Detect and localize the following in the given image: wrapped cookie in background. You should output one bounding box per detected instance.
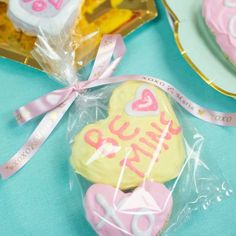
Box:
[10,33,232,236]
[8,0,83,36]
[0,0,157,70]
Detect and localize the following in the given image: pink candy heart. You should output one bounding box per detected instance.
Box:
[85,181,173,236]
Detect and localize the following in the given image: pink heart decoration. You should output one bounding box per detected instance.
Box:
[132,89,158,112]
[49,0,63,10]
[85,181,173,236]
[125,86,159,116]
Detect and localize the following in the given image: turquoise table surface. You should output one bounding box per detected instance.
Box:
[0,1,236,235]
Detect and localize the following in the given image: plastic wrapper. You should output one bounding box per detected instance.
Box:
[30,33,232,236]
[0,0,157,70]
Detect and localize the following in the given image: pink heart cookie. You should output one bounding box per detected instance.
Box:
[8,0,82,36]
[202,0,236,65]
[85,181,173,236]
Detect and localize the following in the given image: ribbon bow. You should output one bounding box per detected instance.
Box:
[1,34,236,180]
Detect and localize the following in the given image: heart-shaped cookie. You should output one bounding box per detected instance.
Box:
[202,0,236,64]
[85,181,173,236]
[8,0,82,35]
[71,81,185,190]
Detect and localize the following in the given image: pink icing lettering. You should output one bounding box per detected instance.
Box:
[32,0,47,11]
[109,115,140,140]
[160,112,181,135]
[49,0,63,10]
[150,122,163,133]
[150,123,172,140]
[146,131,160,143]
[120,144,153,177]
[84,129,118,158]
[146,130,169,150]
[23,0,63,12]
[169,124,181,135]
[132,88,158,112]
[139,137,157,150]
[160,112,171,126]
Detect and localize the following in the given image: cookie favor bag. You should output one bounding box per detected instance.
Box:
[69,80,230,236]
[1,34,233,235]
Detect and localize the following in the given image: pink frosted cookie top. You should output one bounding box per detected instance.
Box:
[85,181,173,236]
[202,0,236,64]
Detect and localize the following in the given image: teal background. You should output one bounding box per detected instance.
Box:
[0,1,236,235]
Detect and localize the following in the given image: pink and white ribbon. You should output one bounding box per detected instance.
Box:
[1,34,236,179]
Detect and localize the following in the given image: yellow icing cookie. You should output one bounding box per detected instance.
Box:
[71,81,185,190]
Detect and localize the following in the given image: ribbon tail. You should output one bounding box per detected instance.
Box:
[0,92,77,180]
[88,34,126,81]
[15,87,74,125]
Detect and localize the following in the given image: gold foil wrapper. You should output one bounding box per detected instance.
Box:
[0,0,157,69]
